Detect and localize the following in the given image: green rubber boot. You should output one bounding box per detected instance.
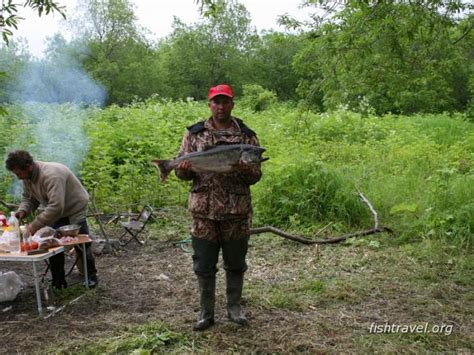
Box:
[226,272,248,326]
[194,276,216,331]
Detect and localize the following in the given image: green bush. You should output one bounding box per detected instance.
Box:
[253,162,370,229]
[0,101,472,248]
[239,84,277,112]
[80,99,208,210]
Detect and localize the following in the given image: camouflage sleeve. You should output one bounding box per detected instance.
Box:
[175,130,196,181]
[239,134,262,186]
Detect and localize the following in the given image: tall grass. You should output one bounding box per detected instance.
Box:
[0,101,472,247]
[247,108,473,247]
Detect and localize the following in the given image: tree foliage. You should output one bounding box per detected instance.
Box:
[292,0,474,114]
[0,41,30,103]
[248,31,304,101]
[66,0,161,105]
[158,0,258,100]
[0,0,472,114]
[0,0,65,43]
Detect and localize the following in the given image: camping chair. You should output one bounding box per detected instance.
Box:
[118,205,154,246]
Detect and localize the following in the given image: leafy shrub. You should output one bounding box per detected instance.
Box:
[253,161,370,229]
[0,101,472,249]
[80,99,208,210]
[239,84,277,112]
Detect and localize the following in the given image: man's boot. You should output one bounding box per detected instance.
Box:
[194,276,216,331]
[226,272,248,326]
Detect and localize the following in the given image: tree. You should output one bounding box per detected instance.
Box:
[158,0,258,100]
[291,0,474,114]
[66,0,162,105]
[1,0,256,106]
[0,38,30,103]
[0,0,65,43]
[70,0,141,53]
[248,31,304,101]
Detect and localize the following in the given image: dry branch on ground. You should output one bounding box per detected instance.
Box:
[250,192,393,244]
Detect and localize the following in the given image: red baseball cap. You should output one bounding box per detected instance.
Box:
[208,84,234,100]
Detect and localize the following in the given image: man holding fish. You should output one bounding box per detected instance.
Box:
[158,84,266,330]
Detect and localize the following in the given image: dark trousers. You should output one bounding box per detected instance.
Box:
[49,217,97,284]
[192,219,249,278]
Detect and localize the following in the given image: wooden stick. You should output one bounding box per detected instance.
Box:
[249,225,392,244]
[358,191,379,229]
[249,191,392,244]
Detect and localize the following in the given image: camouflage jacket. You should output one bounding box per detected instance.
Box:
[175,116,262,220]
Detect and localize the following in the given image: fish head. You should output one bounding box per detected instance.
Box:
[240,146,268,165]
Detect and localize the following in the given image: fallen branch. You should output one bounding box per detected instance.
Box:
[249,225,392,244]
[0,200,18,211]
[358,191,379,229]
[43,293,87,319]
[250,192,392,244]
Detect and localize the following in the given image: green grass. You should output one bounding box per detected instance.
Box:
[1,102,472,248]
[35,231,472,353]
[0,101,472,352]
[51,284,95,303]
[50,322,194,354]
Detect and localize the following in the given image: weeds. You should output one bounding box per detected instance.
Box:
[0,102,472,352]
[52,322,193,354]
[0,102,471,247]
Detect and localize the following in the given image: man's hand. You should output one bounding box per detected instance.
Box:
[27,224,37,236]
[176,160,192,171]
[15,210,26,220]
[238,160,255,174]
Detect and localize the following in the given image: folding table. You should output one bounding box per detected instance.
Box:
[0,246,64,315]
[0,235,92,315]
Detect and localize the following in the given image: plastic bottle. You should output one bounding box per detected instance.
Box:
[7,212,19,231]
[7,212,20,254]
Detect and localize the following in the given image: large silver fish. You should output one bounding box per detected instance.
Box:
[152,144,268,182]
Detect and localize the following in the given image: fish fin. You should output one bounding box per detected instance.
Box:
[151,159,172,182]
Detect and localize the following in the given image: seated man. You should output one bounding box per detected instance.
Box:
[5,150,98,289]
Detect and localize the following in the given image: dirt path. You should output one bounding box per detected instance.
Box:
[0,228,472,353]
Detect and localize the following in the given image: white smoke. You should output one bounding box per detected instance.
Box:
[11,58,106,105]
[16,103,94,172]
[1,42,106,200]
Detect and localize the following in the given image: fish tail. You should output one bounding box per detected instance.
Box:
[151,159,172,182]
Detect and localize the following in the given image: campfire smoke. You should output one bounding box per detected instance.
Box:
[1,40,106,200]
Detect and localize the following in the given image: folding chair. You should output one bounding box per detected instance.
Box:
[118,205,153,246]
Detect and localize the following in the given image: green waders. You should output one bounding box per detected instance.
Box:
[192,236,249,330]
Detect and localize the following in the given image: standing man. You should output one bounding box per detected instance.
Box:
[175,84,263,330]
[5,150,98,289]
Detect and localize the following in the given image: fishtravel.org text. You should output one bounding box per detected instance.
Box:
[369,322,453,335]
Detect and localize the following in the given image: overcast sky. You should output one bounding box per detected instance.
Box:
[15,0,309,58]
